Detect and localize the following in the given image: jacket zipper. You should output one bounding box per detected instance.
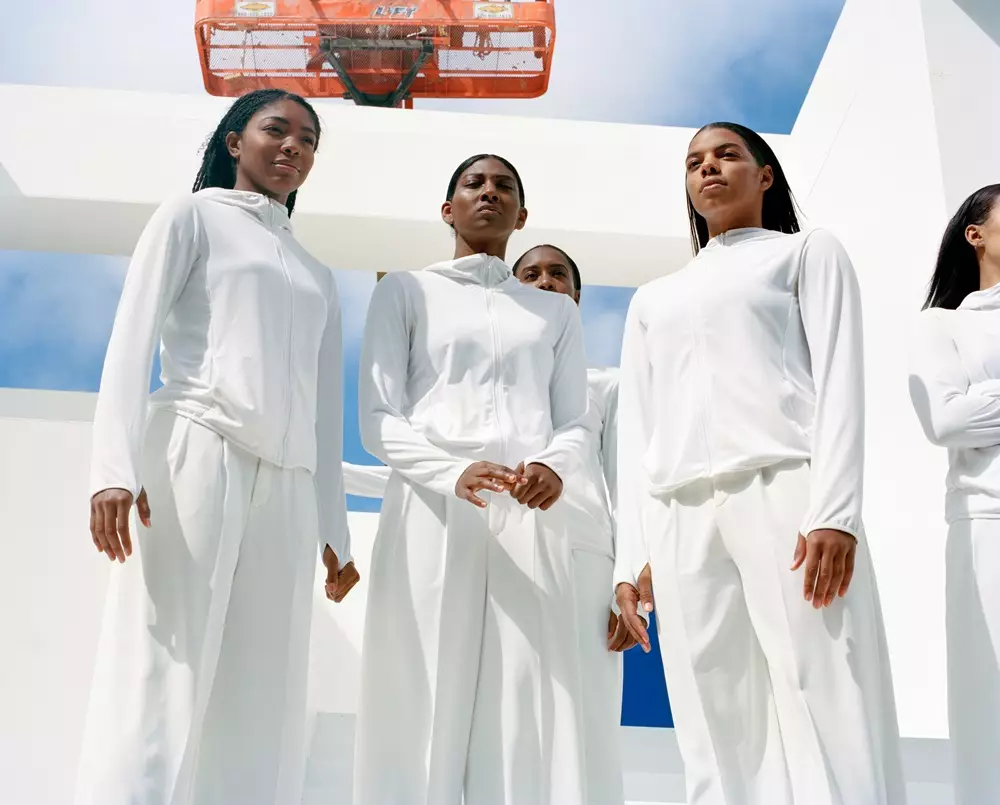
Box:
[486,282,506,468]
[692,282,714,478]
[271,203,295,464]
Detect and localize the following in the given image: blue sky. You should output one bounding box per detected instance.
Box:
[0,0,843,725]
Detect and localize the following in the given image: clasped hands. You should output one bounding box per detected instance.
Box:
[455,461,562,511]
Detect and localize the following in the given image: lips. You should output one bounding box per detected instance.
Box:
[477,204,502,215]
[701,179,726,192]
[273,161,300,173]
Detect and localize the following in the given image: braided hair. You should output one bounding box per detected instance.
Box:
[192,89,321,216]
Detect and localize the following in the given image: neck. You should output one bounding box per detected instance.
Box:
[980,253,1000,291]
[706,211,763,241]
[454,234,509,261]
[233,174,289,207]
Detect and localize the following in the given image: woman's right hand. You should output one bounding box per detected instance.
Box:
[90,487,151,563]
[455,462,522,508]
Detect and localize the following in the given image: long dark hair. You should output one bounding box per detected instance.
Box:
[687,122,800,254]
[192,89,321,215]
[446,153,525,206]
[923,184,1000,310]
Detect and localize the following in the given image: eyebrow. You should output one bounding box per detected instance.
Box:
[464,171,515,182]
[261,115,317,135]
[687,141,744,160]
[522,260,568,271]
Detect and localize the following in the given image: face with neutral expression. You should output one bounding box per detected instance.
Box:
[685,126,773,235]
[514,245,579,304]
[228,98,319,204]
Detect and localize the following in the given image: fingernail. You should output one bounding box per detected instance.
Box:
[805,592,812,601]
[644,603,653,612]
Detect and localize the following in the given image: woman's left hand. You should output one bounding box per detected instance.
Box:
[510,462,563,510]
[323,544,360,603]
[607,609,638,652]
[791,529,857,609]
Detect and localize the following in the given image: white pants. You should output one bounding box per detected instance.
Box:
[354,476,619,805]
[646,462,905,805]
[947,519,1000,805]
[75,410,319,805]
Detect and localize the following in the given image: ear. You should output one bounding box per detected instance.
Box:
[966,223,984,250]
[515,207,529,231]
[441,200,454,228]
[225,131,241,161]
[760,165,774,193]
[573,289,581,305]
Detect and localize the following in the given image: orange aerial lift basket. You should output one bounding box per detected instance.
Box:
[194,1,556,107]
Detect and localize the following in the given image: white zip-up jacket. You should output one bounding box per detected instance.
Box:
[90,188,351,560]
[614,228,865,588]
[909,284,1000,523]
[358,254,593,496]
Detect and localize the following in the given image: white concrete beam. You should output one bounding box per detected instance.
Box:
[0,83,745,287]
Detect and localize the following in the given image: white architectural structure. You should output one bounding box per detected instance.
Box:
[2,1,998,803]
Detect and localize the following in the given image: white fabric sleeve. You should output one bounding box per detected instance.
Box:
[602,385,624,617]
[358,274,469,496]
[523,296,595,480]
[601,377,620,515]
[314,286,353,563]
[613,297,654,591]
[89,196,200,499]
[343,462,391,498]
[797,229,865,540]
[908,310,1000,448]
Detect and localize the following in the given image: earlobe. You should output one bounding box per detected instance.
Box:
[761,166,774,192]
[225,131,241,160]
[966,224,982,249]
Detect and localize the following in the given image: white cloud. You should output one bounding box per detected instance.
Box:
[0,252,125,358]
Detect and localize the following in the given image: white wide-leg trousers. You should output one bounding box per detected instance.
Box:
[646,462,905,805]
[75,410,319,805]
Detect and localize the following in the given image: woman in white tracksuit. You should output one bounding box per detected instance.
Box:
[908,183,1000,805]
[612,122,905,805]
[78,90,356,805]
[353,155,602,805]
[513,243,627,805]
